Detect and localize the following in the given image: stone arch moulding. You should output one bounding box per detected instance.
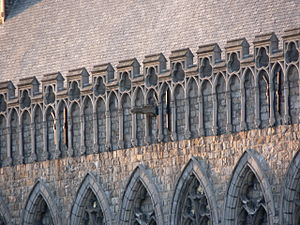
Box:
[281,149,300,225]
[0,194,12,225]
[170,157,219,225]
[118,164,164,225]
[223,149,275,225]
[22,179,61,225]
[69,172,113,225]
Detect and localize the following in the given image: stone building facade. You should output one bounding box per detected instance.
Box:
[0,1,300,225]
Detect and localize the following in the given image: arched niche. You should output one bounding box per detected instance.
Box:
[70,102,80,155]
[229,74,241,133]
[223,149,275,225]
[159,83,171,142]
[69,173,113,225]
[109,92,119,150]
[9,108,20,165]
[45,106,55,158]
[57,101,68,157]
[33,105,44,161]
[22,180,61,225]
[257,70,270,128]
[281,150,300,225]
[243,69,255,130]
[146,89,158,144]
[170,157,219,225]
[121,93,132,149]
[22,110,32,163]
[201,80,213,136]
[96,97,106,152]
[118,165,163,225]
[287,65,299,124]
[0,115,7,166]
[215,74,226,134]
[174,84,185,141]
[83,97,94,154]
[187,78,199,138]
[133,87,145,146]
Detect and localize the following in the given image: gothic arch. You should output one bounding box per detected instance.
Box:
[0,195,12,225]
[22,180,61,225]
[69,173,113,225]
[281,149,300,225]
[223,149,275,225]
[118,165,164,225]
[82,96,94,153]
[96,97,106,152]
[170,157,219,225]
[199,79,213,136]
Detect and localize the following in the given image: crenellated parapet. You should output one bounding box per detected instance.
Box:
[0,29,299,167]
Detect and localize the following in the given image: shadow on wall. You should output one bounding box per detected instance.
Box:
[5,0,43,20]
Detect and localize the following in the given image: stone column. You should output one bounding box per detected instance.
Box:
[184,97,191,139]
[226,90,232,133]
[131,113,137,147]
[240,84,247,131]
[16,121,23,164]
[42,120,49,160]
[171,100,176,141]
[254,80,261,128]
[4,125,12,166]
[67,117,74,157]
[93,112,99,153]
[30,122,37,162]
[118,109,124,149]
[269,75,276,126]
[198,95,205,136]
[283,78,290,124]
[53,117,60,159]
[212,92,218,135]
[157,102,163,142]
[105,110,111,151]
[80,113,86,155]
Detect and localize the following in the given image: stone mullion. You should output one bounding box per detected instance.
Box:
[131,113,137,147]
[42,119,49,160]
[171,100,176,141]
[240,80,246,131]
[226,86,232,133]
[269,67,276,126]
[212,91,218,135]
[198,95,204,136]
[80,112,86,155]
[67,117,74,157]
[17,121,23,164]
[4,125,12,166]
[145,115,150,145]
[254,70,261,128]
[184,97,191,139]
[283,67,290,124]
[157,102,163,142]
[92,112,99,153]
[30,122,37,162]
[105,110,111,150]
[53,118,60,159]
[118,109,124,149]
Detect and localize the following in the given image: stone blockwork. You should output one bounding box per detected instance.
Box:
[0,28,299,224]
[0,125,299,224]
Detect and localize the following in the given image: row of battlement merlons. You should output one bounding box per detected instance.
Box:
[0,28,299,102]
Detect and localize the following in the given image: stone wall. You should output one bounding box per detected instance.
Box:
[0,125,299,224]
[0,29,299,224]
